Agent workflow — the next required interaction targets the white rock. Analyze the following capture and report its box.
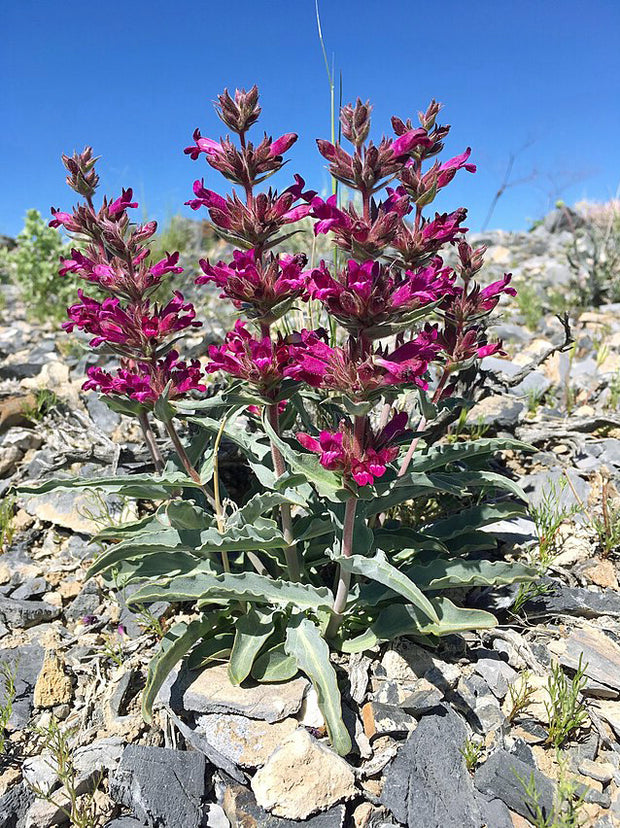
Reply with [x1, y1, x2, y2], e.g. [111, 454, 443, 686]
[251, 729, 357, 820]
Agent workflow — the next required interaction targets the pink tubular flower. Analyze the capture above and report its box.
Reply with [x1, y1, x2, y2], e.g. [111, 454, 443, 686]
[64, 291, 200, 351]
[59, 249, 183, 297]
[197, 249, 309, 315]
[186, 176, 313, 248]
[108, 188, 138, 216]
[284, 328, 440, 397]
[435, 147, 476, 189]
[296, 412, 409, 486]
[84, 350, 205, 404]
[308, 258, 454, 333]
[184, 129, 225, 160]
[205, 320, 292, 396]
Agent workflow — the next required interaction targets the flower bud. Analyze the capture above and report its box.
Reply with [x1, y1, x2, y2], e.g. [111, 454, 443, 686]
[62, 147, 100, 199]
[215, 86, 261, 135]
[340, 99, 372, 147]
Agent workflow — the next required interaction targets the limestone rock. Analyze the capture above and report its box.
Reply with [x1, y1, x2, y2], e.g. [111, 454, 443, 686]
[183, 663, 307, 723]
[195, 714, 298, 768]
[33, 652, 73, 708]
[560, 626, 620, 693]
[251, 729, 356, 820]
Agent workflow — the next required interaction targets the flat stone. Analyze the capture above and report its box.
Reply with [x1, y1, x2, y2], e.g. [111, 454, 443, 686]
[560, 626, 620, 692]
[110, 745, 206, 828]
[195, 714, 298, 768]
[183, 663, 308, 723]
[467, 395, 524, 429]
[103, 820, 145, 828]
[73, 736, 124, 793]
[578, 758, 615, 784]
[361, 701, 416, 739]
[0, 596, 60, 628]
[222, 775, 346, 827]
[64, 579, 100, 622]
[581, 560, 619, 590]
[381, 705, 496, 827]
[592, 700, 620, 738]
[23, 489, 104, 535]
[475, 748, 556, 821]
[33, 651, 73, 708]
[22, 753, 59, 795]
[251, 729, 356, 820]
[524, 585, 620, 620]
[474, 656, 518, 699]
[11, 577, 49, 601]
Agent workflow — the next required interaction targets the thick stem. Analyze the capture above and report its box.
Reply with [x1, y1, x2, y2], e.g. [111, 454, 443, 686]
[326, 496, 357, 639]
[138, 411, 165, 473]
[164, 419, 216, 509]
[267, 403, 301, 581]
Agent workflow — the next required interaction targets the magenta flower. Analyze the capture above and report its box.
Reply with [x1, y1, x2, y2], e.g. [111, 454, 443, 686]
[205, 320, 293, 396]
[197, 249, 309, 316]
[285, 328, 440, 396]
[64, 291, 200, 351]
[186, 177, 313, 248]
[59, 249, 183, 297]
[184, 129, 225, 161]
[296, 412, 409, 486]
[308, 259, 454, 333]
[435, 147, 476, 189]
[108, 188, 138, 216]
[84, 350, 205, 404]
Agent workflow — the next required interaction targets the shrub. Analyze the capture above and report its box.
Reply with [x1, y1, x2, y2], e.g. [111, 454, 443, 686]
[0, 209, 77, 323]
[23, 87, 537, 755]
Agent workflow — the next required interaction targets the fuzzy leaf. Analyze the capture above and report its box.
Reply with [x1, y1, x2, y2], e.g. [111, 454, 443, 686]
[342, 597, 497, 653]
[426, 501, 527, 540]
[251, 642, 299, 682]
[407, 437, 535, 473]
[142, 615, 217, 721]
[285, 617, 352, 755]
[337, 552, 439, 622]
[128, 569, 334, 611]
[228, 608, 276, 686]
[19, 471, 195, 500]
[404, 558, 538, 591]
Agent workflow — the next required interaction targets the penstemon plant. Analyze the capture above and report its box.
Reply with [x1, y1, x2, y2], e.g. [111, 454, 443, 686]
[23, 87, 538, 756]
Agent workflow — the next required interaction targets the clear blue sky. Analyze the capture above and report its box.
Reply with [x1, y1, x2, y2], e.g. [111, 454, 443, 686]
[3, 0, 619, 239]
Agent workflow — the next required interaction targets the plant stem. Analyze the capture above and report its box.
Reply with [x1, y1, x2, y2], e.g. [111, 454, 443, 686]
[326, 496, 357, 639]
[212, 415, 230, 572]
[267, 402, 301, 581]
[137, 411, 164, 473]
[164, 419, 216, 509]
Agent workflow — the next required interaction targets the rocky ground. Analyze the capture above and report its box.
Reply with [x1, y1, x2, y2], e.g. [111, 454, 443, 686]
[1, 208, 620, 827]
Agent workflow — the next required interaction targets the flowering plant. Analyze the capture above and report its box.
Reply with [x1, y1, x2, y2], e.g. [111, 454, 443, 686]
[24, 87, 536, 755]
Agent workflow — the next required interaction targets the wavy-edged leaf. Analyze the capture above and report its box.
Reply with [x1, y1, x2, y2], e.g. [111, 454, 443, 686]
[404, 558, 538, 591]
[337, 552, 439, 623]
[86, 527, 192, 577]
[407, 437, 535, 472]
[19, 471, 197, 500]
[262, 413, 347, 502]
[228, 608, 276, 686]
[161, 500, 211, 530]
[251, 642, 298, 682]
[374, 527, 447, 556]
[128, 569, 333, 611]
[342, 597, 497, 653]
[142, 614, 216, 721]
[292, 516, 335, 543]
[229, 491, 307, 527]
[425, 502, 527, 540]
[285, 617, 351, 756]
[94, 513, 159, 541]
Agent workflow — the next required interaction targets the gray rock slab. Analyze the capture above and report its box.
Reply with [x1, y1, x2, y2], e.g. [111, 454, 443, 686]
[0, 596, 60, 628]
[475, 748, 556, 821]
[524, 585, 620, 619]
[474, 655, 518, 699]
[103, 820, 145, 828]
[0, 643, 44, 728]
[380, 705, 488, 827]
[64, 579, 100, 622]
[0, 783, 35, 828]
[110, 745, 206, 828]
[560, 626, 620, 692]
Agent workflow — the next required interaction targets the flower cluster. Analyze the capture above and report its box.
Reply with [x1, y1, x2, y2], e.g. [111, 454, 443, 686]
[51, 148, 204, 408]
[185, 88, 516, 487]
[297, 413, 409, 486]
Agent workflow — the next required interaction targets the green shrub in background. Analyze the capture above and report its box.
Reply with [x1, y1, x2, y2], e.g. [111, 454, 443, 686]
[0, 209, 77, 324]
